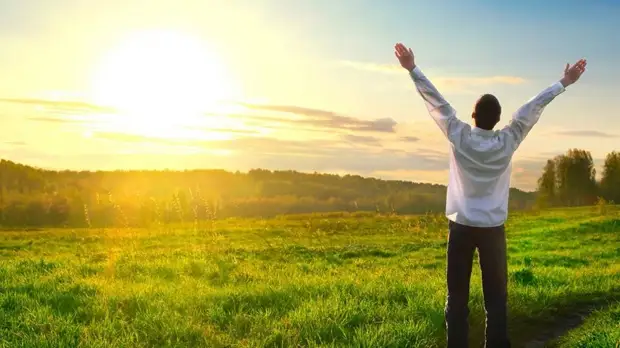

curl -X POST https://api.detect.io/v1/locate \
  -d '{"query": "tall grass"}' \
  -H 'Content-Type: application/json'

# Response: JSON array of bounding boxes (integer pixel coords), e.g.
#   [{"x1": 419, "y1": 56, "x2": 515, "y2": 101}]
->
[{"x1": 0, "y1": 207, "x2": 618, "y2": 347}]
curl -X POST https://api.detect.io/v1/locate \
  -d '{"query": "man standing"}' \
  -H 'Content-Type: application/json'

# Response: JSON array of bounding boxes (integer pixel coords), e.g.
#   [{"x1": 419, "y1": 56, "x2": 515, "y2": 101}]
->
[{"x1": 393, "y1": 42, "x2": 587, "y2": 347}]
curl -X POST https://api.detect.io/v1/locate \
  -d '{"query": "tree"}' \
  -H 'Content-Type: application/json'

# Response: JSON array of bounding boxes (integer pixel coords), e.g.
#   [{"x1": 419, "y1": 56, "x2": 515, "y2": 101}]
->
[
  {"x1": 554, "y1": 149, "x2": 597, "y2": 206},
  {"x1": 47, "y1": 196, "x2": 70, "y2": 226},
  {"x1": 600, "y1": 151, "x2": 620, "y2": 203},
  {"x1": 536, "y1": 159, "x2": 557, "y2": 207}
]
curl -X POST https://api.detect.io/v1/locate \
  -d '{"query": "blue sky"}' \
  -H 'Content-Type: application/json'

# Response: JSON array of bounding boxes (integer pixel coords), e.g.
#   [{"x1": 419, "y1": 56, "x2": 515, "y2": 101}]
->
[{"x1": 0, "y1": 0, "x2": 618, "y2": 190}]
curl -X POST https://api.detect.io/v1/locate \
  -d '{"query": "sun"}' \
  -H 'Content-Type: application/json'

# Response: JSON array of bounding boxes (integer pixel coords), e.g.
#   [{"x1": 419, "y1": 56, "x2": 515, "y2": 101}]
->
[{"x1": 90, "y1": 29, "x2": 239, "y2": 136}]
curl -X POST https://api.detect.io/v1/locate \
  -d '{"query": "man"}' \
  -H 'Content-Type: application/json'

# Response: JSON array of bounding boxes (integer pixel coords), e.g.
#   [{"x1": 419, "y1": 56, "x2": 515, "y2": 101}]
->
[{"x1": 393, "y1": 42, "x2": 587, "y2": 347}]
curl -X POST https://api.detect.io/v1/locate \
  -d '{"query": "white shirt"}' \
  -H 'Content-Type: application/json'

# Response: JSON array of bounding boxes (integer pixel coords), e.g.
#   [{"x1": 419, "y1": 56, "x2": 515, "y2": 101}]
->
[{"x1": 409, "y1": 66, "x2": 566, "y2": 227}]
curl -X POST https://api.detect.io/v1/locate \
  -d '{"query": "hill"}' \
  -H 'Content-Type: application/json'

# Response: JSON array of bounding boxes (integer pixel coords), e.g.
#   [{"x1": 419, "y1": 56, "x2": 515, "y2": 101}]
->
[{"x1": 0, "y1": 159, "x2": 535, "y2": 227}]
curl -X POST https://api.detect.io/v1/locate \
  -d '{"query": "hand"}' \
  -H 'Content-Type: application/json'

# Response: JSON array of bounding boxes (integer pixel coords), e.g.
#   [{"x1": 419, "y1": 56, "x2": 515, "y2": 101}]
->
[
  {"x1": 394, "y1": 43, "x2": 416, "y2": 72},
  {"x1": 560, "y1": 59, "x2": 587, "y2": 87}
]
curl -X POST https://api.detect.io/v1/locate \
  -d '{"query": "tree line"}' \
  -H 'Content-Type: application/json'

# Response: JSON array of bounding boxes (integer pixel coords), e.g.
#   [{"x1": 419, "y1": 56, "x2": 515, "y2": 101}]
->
[
  {"x1": 536, "y1": 148, "x2": 620, "y2": 207},
  {"x1": 0, "y1": 158, "x2": 535, "y2": 228}
]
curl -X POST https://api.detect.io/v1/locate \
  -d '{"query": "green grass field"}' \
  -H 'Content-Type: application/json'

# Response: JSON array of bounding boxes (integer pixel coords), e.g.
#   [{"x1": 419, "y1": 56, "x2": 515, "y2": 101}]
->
[{"x1": 0, "y1": 207, "x2": 618, "y2": 347}]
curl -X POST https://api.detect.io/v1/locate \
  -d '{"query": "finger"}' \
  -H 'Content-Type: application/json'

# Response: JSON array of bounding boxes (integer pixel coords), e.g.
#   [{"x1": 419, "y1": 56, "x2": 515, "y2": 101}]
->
[
  {"x1": 577, "y1": 63, "x2": 586, "y2": 72},
  {"x1": 396, "y1": 44, "x2": 408, "y2": 55},
  {"x1": 565, "y1": 63, "x2": 569, "y2": 73},
  {"x1": 408, "y1": 48, "x2": 413, "y2": 55}
]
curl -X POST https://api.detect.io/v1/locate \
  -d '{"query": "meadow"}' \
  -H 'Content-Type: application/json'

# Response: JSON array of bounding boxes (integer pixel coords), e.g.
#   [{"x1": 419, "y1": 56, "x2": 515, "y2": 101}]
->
[{"x1": 0, "y1": 206, "x2": 618, "y2": 347}]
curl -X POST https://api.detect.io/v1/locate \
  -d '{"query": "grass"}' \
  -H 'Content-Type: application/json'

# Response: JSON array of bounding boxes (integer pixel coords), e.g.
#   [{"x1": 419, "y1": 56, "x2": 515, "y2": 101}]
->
[{"x1": 0, "y1": 207, "x2": 618, "y2": 347}]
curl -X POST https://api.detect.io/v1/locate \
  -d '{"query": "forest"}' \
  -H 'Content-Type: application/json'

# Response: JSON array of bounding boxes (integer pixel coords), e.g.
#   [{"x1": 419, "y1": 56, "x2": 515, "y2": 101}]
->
[
  {"x1": 536, "y1": 149, "x2": 620, "y2": 207},
  {"x1": 0, "y1": 147, "x2": 615, "y2": 228}
]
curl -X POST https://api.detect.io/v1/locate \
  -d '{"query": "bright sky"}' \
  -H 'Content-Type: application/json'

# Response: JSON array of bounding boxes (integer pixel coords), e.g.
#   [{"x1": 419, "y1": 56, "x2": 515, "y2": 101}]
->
[{"x1": 1, "y1": 0, "x2": 618, "y2": 191}]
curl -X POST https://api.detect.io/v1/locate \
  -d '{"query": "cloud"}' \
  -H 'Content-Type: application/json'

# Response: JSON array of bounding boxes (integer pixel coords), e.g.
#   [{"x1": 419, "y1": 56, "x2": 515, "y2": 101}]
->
[
  {"x1": 94, "y1": 131, "x2": 451, "y2": 172},
  {"x1": 342, "y1": 134, "x2": 382, "y2": 146},
  {"x1": 237, "y1": 104, "x2": 336, "y2": 118},
  {"x1": 1, "y1": 95, "x2": 399, "y2": 137},
  {"x1": 27, "y1": 116, "x2": 89, "y2": 124},
  {"x1": 95, "y1": 132, "x2": 164, "y2": 144},
  {"x1": 91, "y1": 130, "x2": 448, "y2": 172},
  {"x1": 339, "y1": 60, "x2": 526, "y2": 91},
  {"x1": 553, "y1": 130, "x2": 617, "y2": 138},
  {"x1": 238, "y1": 103, "x2": 398, "y2": 133},
  {"x1": 94, "y1": 132, "x2": 332, "y2": 154},
  {"x1": 4, "y1": 141, "x2": 27, "y2": 146},
  {"x1": 180, "y1": 125, "x2": 259, "y2": 135},
  {"x1": 0, "y1": 97, "x2": 114, "y2": 126},
  {"x1": 0, "y1": 98, "x2": 116, "y2": 114},
  {"x1": 401, "y1": 136, "x2": 420, "y2": 142}
]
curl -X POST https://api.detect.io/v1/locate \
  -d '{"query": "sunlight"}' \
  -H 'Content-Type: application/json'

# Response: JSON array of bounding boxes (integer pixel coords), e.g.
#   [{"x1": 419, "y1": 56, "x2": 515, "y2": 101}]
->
[{"x1": 90, "y1": 29, "x2": 241, "y2": 137}]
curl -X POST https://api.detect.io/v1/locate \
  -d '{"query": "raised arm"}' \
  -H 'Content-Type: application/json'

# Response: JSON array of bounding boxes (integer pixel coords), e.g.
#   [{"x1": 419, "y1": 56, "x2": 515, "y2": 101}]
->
[
  {"x1": 502, "y1": 59, "x2": 587, "y2": 150},
  {"x1": 394, "y1": 43, "x2": 466, "y2": 141}
]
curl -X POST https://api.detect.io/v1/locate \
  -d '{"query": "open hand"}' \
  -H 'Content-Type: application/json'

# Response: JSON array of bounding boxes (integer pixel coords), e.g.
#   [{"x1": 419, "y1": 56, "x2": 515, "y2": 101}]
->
[
  {"x1": 560, "y1": 59, "x2": 587, "y2": 87},
  {"x1": 394, "y1": 43, "x2": 416, "y2": 71}
]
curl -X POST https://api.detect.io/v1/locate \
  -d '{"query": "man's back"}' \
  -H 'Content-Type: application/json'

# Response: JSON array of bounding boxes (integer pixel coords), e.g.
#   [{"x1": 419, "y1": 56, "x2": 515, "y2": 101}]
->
[
  {"x1": 446, "y1": 126, "x2": 516, "y2": 227},
  {"x1": 407, "y1": 65, "x2": 567, "y2": 227}
]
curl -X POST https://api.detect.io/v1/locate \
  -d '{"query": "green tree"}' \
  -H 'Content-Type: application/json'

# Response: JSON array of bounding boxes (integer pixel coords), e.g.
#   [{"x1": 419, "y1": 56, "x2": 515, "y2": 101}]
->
[
  {"x1": 536, "y1": 159, "x2": 557, "y2": 207},
  {"x1": 599, "y1": 151, "x2": 620, "y2": 203},
  {"x1": 554, "y1": 149, "x2": 597, "y2": 206}
]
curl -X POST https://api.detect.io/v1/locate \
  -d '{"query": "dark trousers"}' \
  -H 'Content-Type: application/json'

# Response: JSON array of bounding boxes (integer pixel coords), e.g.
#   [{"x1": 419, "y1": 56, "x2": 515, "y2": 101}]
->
[{"x1": 445, "y1": 220, "x2": 510, "y2": 348}]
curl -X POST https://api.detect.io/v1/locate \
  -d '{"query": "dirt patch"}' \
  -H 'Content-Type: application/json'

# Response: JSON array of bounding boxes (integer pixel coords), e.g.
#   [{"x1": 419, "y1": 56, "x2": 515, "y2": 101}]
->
[
  {"x1": 524, "y1": 307, "x2": 595, "y2": 347},
  {"x1": 522, "y1": 294, "x2": 619, "y2": 348}
]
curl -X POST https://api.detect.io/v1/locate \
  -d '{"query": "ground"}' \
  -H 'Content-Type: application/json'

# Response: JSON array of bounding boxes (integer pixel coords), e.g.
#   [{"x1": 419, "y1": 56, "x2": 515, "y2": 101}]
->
[{"x1": 0, "y1": 207, "x2": 618, "y2": 347}]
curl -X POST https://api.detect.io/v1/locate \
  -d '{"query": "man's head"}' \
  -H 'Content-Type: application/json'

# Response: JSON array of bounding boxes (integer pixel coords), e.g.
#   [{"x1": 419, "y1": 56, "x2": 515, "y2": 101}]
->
[{"x1": 472, "y1": 94, "x2": 501, "y2": 130}]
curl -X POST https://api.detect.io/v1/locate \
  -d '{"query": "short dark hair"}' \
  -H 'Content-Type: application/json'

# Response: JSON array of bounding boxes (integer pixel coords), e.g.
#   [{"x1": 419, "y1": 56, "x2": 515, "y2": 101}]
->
[{"x1": 473, "y1": 94, "x2": 501, "y2": 130}]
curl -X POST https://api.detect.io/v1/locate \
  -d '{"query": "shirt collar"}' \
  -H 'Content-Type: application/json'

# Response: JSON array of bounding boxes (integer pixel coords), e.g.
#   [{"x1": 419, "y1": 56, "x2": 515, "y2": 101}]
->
[{"x1": 472, "y1": 126, "x2": 495, "y2": 137}]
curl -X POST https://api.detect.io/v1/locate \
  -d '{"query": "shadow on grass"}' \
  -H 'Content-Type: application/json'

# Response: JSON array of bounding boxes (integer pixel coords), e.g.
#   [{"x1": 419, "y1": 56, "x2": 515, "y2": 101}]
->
[{"x1": 503, "y1": 289, "x2": 619, "y2": 348}]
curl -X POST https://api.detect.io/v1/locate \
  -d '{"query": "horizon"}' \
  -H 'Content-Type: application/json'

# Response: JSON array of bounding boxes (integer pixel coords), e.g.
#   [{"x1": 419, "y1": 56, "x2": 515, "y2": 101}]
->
[{"x1": 1, "y1": 0, "x2": 618, "y2": 191}]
